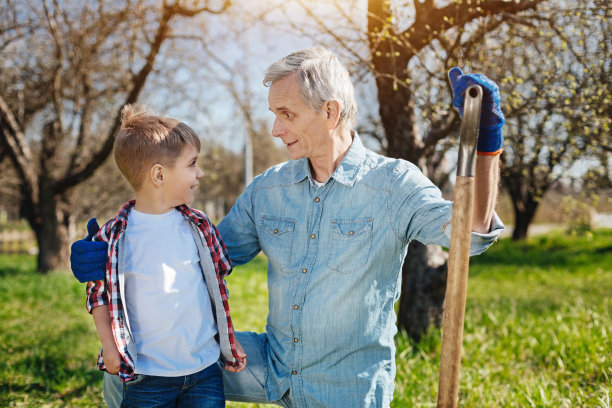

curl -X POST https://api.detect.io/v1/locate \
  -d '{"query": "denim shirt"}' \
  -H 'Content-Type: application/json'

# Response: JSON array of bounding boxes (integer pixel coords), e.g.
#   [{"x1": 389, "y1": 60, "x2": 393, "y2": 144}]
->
[{"x1": 218, "y1": 134, "x2": 504, "y2": 407}]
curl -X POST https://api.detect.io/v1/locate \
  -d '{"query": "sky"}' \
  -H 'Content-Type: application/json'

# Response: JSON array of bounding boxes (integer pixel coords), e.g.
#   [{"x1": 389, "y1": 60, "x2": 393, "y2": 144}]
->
[{"x1": 145, "y1": 0, "x2": 375, "y2": 154}]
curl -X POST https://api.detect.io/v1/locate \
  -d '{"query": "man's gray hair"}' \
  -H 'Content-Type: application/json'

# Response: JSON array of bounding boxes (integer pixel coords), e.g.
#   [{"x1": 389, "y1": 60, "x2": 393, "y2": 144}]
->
[{"x1": 263, "y1": 46, "x2": 357, "y2": 129}]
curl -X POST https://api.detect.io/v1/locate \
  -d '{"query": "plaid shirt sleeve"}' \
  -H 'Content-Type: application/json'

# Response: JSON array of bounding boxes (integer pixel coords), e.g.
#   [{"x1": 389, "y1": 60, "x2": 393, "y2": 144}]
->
[
  {"x1": 85, "y1": 222, "x2": 111, "y2": 313},
  {"x1": 86, "y1": 279, "x2": 109, "y2": 313},
  {"x1": 206, "y1": 218, "x2": 233, "y2": 279}
]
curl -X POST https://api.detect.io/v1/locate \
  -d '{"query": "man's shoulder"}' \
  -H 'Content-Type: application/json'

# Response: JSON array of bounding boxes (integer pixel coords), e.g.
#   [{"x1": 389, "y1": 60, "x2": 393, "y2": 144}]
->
[
  {"x1": 360, "y1": 149, "x2": 421, "y2": 180},
  {"x1": 252, "y1": 159, "x2": 303, "y2": 186}
]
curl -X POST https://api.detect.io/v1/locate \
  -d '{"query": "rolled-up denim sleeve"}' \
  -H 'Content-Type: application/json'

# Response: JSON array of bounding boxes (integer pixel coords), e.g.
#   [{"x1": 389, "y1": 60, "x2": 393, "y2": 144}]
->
[
  {"x1": 218, "y1": 178, "x2": 262, "y2": 266},
  {"x1": 387, "y1": 161, "x2": 504, "y2": 254},
  {"x1": 463, "y1": 211, "x2": 505, "y2": 255}
]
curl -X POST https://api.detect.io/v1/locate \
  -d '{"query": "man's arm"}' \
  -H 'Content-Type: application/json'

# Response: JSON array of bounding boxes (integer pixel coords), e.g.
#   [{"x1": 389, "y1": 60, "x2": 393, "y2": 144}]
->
[
  {"x1": 92, "y1": 305, "x2": 121, "y2": 375},
  {"x1": 448, "y1": 67, "x2": 505, "y2": 234},
  {"x1": 472, "y1": 153, "x2": 500, "y2": 233}
]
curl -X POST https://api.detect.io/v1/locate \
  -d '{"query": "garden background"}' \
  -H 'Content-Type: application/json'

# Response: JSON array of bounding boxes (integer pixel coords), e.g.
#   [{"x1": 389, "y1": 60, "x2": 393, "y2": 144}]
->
[{"x1": 0, "y1": 0, "x2": 610, "y2": 406}]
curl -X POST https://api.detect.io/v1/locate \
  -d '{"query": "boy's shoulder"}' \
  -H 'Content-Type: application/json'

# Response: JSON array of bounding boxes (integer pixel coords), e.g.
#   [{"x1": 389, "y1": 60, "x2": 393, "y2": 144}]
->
[
  {"x1": 175, "y1": 205, "x2": 215, "y2": 229},
  {"x1": 93, "y1": 201, "x2": 135, "y2": 242}
]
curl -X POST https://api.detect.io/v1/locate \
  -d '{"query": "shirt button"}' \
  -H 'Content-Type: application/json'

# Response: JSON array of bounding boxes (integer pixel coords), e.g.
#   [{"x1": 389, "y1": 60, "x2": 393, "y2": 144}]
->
[
  {"x1": 294, "y1": 305, "x2": 299, "y2": 310},
  {"x1": 274, "y1": 229, "x2": 278, "y2": 234},
  {"x1": 310, "y1": 234, "x2": 315, "y2": 239},
  {"x1": 315, "y1": 197, "x2": 320, "y2": 202},
  {"x1": 294, "y1": 338, "x2": 299, "y2": 343},
  {"x1": 349, "y1": 230, "x2": 354, "y2": 235},
  {"x1": 302, "y1": 268, "x2": 307, "y2": 273},
  {"x1": 292, "y1": 371, "x2": 297, "y2": 375}
]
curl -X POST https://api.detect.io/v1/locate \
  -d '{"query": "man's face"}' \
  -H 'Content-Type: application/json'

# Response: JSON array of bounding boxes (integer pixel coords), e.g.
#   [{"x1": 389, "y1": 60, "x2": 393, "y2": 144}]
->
[
  {"x1": 268, "y1": 74, "x2": 331, "y2": 161},
  {"x1": 163, "y1": 145, "x2": 204, "y2": 207}
]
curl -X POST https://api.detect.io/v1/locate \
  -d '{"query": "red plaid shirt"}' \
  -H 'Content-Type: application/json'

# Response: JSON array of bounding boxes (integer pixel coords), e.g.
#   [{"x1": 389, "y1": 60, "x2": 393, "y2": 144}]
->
[{"x1": 86, "y1": 200, "x2": 240, "y2": 381}]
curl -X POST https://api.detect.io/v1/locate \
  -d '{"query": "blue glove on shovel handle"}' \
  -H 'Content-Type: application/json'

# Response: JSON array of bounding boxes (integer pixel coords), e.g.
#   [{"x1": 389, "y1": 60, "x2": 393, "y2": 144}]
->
[
  {"x1": 448, "y1": 67, "x2": 505, "y2": 155},
  {"x1": 70, "y1": 218, "x2": 108, "y2": 283}
]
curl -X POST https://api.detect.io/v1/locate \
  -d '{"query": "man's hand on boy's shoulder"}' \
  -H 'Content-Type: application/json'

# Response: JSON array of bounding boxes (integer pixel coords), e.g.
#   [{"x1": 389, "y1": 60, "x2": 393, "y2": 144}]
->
[
  {"x1": 70, "y1": 218, "x2": 108, "y2": 282},
  {"x1": 224, "y1": 340, "x2": 247, "y2": 373}
]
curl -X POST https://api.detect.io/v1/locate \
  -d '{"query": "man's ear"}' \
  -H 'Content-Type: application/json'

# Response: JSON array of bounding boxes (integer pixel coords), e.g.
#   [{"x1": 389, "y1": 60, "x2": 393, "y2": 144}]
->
[
  {"x1": 325, "y1": 100, "x2": 341, "y2": 129},
  {"x1": 150, "y1": 164, "x2": 165, "y2": 187}
]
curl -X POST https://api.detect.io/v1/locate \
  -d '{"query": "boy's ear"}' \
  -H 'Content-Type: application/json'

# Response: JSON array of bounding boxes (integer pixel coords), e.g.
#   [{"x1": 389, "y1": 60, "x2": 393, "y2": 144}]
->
[
  {"x1": 324, "y1": 100, "x2": 341, "y2": 129},
  {"x1": 150, "y1": 164, "x2": 165, "y2": 187}
]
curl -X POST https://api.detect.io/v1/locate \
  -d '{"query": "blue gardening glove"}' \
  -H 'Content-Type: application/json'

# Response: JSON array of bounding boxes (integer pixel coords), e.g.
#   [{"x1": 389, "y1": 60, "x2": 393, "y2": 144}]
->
[
  {"x1": 448, "y1": 67, "x2": 505, "y2": 154},
  {"x1": 70, "y1": 218, "x2": 108, "y2": 283}
]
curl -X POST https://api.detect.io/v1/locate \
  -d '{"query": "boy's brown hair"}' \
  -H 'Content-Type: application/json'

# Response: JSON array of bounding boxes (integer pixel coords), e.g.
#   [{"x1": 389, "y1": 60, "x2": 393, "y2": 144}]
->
[{"x1": 114, "y1": 104, "x2": 201, "y2": 190}]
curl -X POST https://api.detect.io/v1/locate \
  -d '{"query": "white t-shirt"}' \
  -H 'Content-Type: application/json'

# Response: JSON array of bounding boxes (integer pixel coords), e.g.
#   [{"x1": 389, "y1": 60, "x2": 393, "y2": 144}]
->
[{"x1": 124, "y1": 208, "x2": 220, "y2": 376}]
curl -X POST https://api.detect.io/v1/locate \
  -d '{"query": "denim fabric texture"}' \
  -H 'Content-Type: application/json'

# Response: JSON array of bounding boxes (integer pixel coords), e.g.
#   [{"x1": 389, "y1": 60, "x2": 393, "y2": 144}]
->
[
  {"x1": 121, "y1": 362, "x2": 224, "y2": 408},
  {"x1": 217, "y1": 133, "x2": 504, "y2": 407}
]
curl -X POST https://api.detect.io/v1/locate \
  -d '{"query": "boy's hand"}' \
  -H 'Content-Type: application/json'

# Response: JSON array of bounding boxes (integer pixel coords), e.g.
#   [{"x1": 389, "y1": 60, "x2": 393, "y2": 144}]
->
[
  {"x1": 102, "y1": 346, "x2": 122, "y2": 375},
  {"x1": 224, "y1": 340, "x2": 247, "y2": 373},
  {"x1": 70, "y1": 218, "x2": 108, "y2": 282}
]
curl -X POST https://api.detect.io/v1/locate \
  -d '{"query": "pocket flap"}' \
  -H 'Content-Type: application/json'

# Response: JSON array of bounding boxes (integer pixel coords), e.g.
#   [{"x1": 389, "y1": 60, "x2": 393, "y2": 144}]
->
[
  {"x1": 260, "y1": 216, "x2": 296, "y2": 235},
  {"x1": 331, "y1": 218, "x2": 373, "y2": 237}
]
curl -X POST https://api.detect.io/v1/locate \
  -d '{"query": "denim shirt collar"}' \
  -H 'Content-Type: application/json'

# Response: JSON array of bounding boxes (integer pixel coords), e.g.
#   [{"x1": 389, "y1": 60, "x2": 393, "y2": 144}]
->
[{"x1": 289, "y1": 131, "x2": 366, "y2": 187}]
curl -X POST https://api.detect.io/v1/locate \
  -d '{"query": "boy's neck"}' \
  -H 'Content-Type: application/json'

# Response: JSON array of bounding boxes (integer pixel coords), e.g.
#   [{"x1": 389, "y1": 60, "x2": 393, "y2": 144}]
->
[{"x1": 133, "y1": 189, "x2": 176, "y2": 215}]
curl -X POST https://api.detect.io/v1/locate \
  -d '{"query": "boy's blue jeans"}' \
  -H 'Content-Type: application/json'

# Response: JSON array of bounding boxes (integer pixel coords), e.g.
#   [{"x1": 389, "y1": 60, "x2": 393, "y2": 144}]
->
[
  {"x1": 120, "y1": 362, "x2": 224, "y2": 408},
  {"x1": 104, "y1": 332, "x2": 294, "y2": 408}
]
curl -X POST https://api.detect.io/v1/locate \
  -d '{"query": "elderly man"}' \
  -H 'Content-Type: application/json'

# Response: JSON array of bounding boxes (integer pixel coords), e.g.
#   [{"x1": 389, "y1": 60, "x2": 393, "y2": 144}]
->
[{"x1": 71, "y1": 46, "x2": 504, "y2": 408}]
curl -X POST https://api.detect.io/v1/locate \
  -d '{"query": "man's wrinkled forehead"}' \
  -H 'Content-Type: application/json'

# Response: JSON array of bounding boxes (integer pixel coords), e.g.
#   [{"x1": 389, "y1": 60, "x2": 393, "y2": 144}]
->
[{"x1": 268, "y1": 74, "x2": 306, "y2": 112}]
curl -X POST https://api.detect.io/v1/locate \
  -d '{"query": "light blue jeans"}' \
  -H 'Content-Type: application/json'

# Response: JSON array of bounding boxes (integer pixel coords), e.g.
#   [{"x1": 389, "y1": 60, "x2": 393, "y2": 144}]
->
[{"x1": 104, "y1": 332, "x2": 293, "y2": 408}]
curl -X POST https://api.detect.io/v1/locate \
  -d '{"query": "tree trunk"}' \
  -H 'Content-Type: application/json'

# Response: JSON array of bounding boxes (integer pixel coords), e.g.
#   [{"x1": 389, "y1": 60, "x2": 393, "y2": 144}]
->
[
  {"x1": 511, "y1": 198, "x2": 538, "y2": 240},
  {"x1": 26, "y1": 188, "x2": 74, "y2": 273},
  {"x1": 373, "y1": 57, "x2": 448, "y2": 341},
  {"x1": 398, "y1": 240, "x2": 448, "y2": 342},
  {"x1": 503, "y1": 173, "x2": 541, "y2": 241}
]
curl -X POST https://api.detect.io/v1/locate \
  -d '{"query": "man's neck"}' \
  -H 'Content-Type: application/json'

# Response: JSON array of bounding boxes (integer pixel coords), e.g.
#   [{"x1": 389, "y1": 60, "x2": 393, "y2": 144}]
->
[{"x1": 309, "y1": 128, "x2": 353, "y2": 183}]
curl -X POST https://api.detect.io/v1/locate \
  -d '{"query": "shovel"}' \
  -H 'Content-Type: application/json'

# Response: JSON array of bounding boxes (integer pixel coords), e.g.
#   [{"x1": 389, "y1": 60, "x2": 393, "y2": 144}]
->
[{"x1": 436, "y1": 84, "x2": 483, "y2": 408}]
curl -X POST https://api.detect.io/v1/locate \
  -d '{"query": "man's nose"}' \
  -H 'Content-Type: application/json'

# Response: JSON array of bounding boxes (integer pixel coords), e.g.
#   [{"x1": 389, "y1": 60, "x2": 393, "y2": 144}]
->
[{"x1": 271, "y1": 118, "x2": 284, "y2": 138}]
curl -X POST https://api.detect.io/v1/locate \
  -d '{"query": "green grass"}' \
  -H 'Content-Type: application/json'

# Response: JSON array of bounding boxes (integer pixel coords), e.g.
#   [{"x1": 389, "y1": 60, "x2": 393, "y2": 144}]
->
[{"x1": 0, "y1": 230, "x2": 610, "y2": 407}]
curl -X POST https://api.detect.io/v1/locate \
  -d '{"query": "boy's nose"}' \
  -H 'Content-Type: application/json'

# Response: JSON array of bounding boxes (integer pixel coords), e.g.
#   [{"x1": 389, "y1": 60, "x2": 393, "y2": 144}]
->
[{"x1": 196, "y1": 166, "x2": 204, "y2": 179}]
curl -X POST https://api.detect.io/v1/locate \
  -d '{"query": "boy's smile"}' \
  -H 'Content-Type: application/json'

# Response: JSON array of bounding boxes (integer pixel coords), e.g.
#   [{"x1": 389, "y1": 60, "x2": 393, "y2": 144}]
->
[{"x1": 163, "y1": 145, "x2": 204, "y2": 208}]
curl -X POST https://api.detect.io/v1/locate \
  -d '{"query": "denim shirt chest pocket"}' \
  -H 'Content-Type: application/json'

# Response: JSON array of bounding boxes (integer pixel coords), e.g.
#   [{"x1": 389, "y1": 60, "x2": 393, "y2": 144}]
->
[
  {"x1": 328, "y1": 217, "x2": 373, "y2": 274},
  {"x1": 259, "y1": 215, "x2": 296, "y2": 271}
]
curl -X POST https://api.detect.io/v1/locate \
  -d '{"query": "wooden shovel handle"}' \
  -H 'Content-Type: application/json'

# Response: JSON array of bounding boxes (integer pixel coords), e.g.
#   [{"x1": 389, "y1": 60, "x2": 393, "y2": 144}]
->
[{"x1": 436, "y1": 85, "x2": 482, "y2": 408}]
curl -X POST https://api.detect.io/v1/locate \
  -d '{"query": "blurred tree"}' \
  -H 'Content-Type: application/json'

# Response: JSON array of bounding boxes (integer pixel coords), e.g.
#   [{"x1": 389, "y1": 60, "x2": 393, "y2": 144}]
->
[
  {"x1": 196, "y1": 143, "x2": 243, "y2": 217},
  {"x1": 0, "y1": 0, "x2": 230, "y2": 273},
  {"x1": 195, "y1": 125, "x2": 286, "y2": 220},
  {"x1": 485, "y1": 0, "x2": 611, "y2": 239}
]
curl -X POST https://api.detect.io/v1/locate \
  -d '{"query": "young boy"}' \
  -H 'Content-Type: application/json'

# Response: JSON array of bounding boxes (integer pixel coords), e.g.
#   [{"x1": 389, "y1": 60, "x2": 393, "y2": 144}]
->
[{"x1": 86, "y1": 104, "x2": 246, "y2": 407}]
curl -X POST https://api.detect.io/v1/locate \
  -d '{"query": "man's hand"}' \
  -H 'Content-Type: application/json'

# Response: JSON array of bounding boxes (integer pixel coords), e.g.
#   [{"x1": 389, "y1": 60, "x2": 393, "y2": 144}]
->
[
  {"x1": 224, "y1": 339, "x2": 247, "y2": 373},
  {"x1": 448, "y1": 67, "x2": 505, "y2": 155},
  {"x1": 70, "y1": 218, "x2": 108, "y2": 283}
]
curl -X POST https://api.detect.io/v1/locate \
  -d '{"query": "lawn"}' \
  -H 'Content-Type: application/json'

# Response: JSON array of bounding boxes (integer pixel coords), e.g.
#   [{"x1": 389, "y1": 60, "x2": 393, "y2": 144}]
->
[{"x1": 0, "y1": 230, "x2": 610, "y2": 407}]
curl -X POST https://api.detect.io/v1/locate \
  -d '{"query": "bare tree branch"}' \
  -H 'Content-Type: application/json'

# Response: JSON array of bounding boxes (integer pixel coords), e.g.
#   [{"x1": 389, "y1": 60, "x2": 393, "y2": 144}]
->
[
  {"x1": 0, "y1": 94, "x2": 37, "y2": 203},
  {"x1": 166, "y1": 0, "x2": 231, "y2": 16}
]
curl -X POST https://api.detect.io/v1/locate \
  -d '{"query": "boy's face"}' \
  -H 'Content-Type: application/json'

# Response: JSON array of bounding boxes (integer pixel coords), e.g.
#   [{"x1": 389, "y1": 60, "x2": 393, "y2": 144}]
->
[{"x1": 163, "y1": 145, "x2": 203, "y2": 207}]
